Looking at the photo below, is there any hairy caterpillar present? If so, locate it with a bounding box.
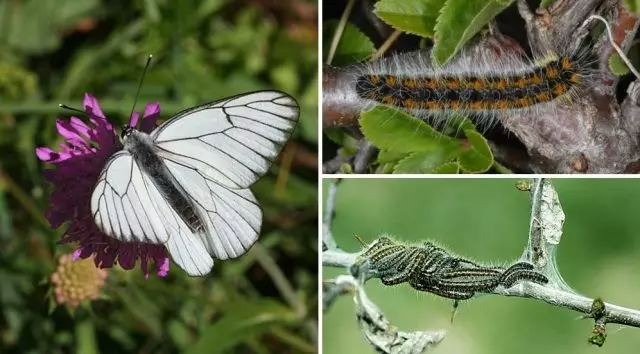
[334,42,598,131]
[357,236,548,300]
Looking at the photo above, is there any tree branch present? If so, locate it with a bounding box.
[322,179,640,353]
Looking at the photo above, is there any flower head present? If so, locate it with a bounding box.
[51,253,109,309]
[37,93,170,278]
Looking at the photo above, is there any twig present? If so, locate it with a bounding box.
[325,0,357,65]
[322,178,640,353]
[322,179,341,251]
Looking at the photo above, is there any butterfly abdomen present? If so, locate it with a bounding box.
[124,130,205,233]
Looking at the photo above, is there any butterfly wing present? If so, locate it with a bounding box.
[90,150,214,276]
[150,90,299,189]
[163,159,262,259]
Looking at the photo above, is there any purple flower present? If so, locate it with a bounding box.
[37,93,170,278]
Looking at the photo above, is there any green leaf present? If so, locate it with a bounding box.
[393,144,461,173]
[374,0,447,38]
[433,161,460,173]
[377,149,407,164]
[360,105,460,153]
[458,129,494,173]
[625,0,640,14]
[185,299,295,354]
[540,0,557,7]
[609,54,630,76]
[432,0,513,65]
[323,20,375,66]
[324,127,348,146]
[440,114,477,136]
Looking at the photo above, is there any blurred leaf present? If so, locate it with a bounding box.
[374,0,446,37]
[115,287,163,338]
[323,20,375,66]
[57,19,146,100]
[107,327,136,350]
[16,117,40,180]
[0,62,38,100]
[143,0,162,23]
[185,299,296,354]
[298,77,319,143]
[432,0,513,65]
[168,319,193,349]
[0,190,12,240]
[360,105,460,153]
[458,129,494,173]
[3,0,100,54]
[196,0,226,21]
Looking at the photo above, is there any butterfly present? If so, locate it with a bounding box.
[89,91,299,276]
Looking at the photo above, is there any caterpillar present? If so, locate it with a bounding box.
[357,237,549,300]
[339,42,598,131]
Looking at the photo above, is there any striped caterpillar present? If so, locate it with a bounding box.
[356,236,548,300]
[334,40,598,132]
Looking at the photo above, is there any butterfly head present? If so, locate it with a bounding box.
[121,126,135,140]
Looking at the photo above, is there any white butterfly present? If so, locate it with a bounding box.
[89,91,299,276]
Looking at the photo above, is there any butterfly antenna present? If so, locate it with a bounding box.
[58,104,86,116]
[128,54,153,127]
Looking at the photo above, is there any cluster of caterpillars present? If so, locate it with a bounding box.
[355,54,583,112]
[358,236,549,300]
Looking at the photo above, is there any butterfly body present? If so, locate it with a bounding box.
[89,91,299,276]
[123,128,205,234]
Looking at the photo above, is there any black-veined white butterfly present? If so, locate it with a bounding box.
[89,90,299,276]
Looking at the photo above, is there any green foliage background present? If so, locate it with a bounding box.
[323,179,640,354]
[0,0,318,353]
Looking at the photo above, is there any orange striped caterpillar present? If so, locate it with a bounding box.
[341,43,598,131]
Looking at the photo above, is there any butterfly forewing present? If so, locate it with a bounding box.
[91,151,169,244]
[151,91,299,189]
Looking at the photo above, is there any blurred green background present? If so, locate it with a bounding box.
[323,179,640,354]
[0,0,317,353]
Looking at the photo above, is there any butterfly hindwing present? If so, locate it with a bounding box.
[90,151,214,276]
[163,159,262,260]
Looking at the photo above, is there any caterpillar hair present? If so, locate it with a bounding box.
[323,6,620,134]
[339,41,599,132]
[356,237,551,300]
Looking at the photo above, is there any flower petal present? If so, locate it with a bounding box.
[129,112,140,129]
[83,93,106,119]
[41,93,169,278]
[36,147,70,163]
[140,102,160,133]
[69,117,93,139]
